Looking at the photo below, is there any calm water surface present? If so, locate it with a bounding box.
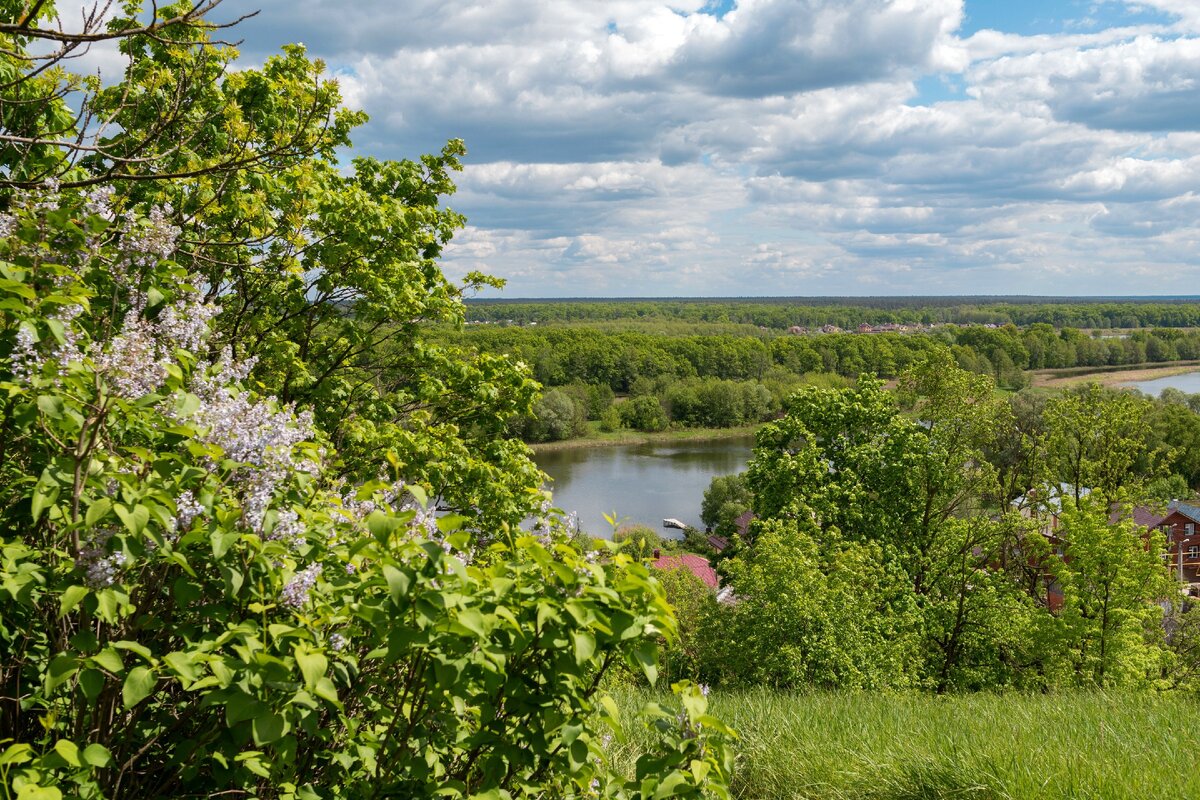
[1121,370,1200,396]
[533,436,754,537]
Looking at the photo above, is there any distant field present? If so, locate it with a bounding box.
[610,689,1200,800]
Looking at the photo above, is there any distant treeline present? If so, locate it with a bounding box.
[446,324,1200,391]
[437,322,1200,443]
[465,299,1200,329]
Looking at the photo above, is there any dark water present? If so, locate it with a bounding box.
[533,436,755,538]
[1121,370,1200,396]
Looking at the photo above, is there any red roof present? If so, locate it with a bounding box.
[652,554,719,590]
[1107,504,1165,529]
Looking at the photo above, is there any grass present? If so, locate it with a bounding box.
[609,689,1200,799]
[528,422,760,453]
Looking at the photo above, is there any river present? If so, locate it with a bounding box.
[1120,370,1200,396]
[533,435,755,537]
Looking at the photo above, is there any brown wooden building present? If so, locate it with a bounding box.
[1157,502,1200,584]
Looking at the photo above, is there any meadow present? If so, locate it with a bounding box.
[611,689,1200,800]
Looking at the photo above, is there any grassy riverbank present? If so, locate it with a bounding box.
[1029,360,1200,390]
[610,689,1200,799]
[528,423,760,453]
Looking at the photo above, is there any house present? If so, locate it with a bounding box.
[706,534,730,553]
[733,509,755,538]
[857,323,874,333]
[820,324,841,334]
[786,325,808,335]
[1012,483,1090,538]
[652,553,719,590]
[652,552,737,604]
[1156,501,1200,584]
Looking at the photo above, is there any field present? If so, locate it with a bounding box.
[611,689,1200,800]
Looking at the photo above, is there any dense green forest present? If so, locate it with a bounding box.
[466,297,1200,329]
[442,321,1200,443]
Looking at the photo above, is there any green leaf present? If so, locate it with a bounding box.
[78,668,105,702]
[630,640,658,686]
[164,651,199,684]
[382,565,412,604]
[53,739,80,767]
[58,585,89,617]
[81,743,112,768]
[92,647,124,674]
[0,743,33,766]
[456,608,487,638]
[114,503,150,535]
[85,497,112,526]
[15,784,62,800]
[211,529,238,559]
[294,649,327,690]
[45,654,77,693]
[571,630,596,665]
[122,666,155,709]
[37,395,65,419]
[252,712,289,745]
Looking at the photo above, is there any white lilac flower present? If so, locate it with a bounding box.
[76,530,127,589]
[266,508,304,549]
[97,291,220,399]
[281,563,322,608]
[95,311,166,398]
[174,379,314,532]
[48,304,84,368]
[329,632,347,651]
[156,291,219,353]
[10,326,41,383]
[175,490,204,530]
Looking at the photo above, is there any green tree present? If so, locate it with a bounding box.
[701,519,922,689]
[700,473,752,536]
[619,395,668,432]
[1044,384,1158,506]
[1044,499,1173,687]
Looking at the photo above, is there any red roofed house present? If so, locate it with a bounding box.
[652,553,719,590]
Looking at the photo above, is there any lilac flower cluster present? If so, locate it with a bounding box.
[266,508,305,549]
[76,530,128,589]
[175,490,204,531]
[182,381,315,531]
[281,563,322,608]
[97,292,219,399]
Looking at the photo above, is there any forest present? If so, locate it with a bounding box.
[465,297,1200,329]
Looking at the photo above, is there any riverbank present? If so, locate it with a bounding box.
[1029,360,1200,390]
[528,423,760,453]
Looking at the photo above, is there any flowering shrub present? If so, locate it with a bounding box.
[0,190,732,798]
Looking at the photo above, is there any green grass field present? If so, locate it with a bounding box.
[610,689,1200,799]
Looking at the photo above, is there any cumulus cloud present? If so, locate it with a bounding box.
[221,0,1200,295]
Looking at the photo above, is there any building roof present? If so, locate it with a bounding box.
[652,554,719,590]
[706,534,730,553]
[734,509,755,537]
[1168,501,1200,524]
[1108,504,1165,529]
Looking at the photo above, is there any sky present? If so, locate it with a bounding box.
[223,0,1200,297]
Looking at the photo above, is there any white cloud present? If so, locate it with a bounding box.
[220,0,1200,295]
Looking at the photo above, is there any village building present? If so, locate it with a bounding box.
[652,551,736,604]
[1156,501,1200,584]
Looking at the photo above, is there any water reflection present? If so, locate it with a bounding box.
[1121,370,1200,396]
[533,436,755,538]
